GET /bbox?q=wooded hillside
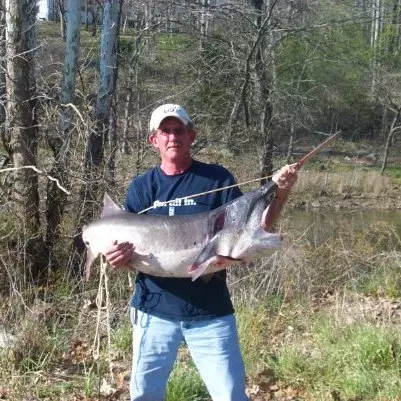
[1,0,400,285]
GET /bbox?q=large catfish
[82,132,339,281]
[82,180,281,281]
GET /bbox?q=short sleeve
[125,179,145,213]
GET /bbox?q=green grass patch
[166,360,209,401]
[267,314,401,399]
[155,32,193,53]
[112,320,132,356]
[356,264,401,298]
[385,166,401,184]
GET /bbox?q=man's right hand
[105,241,135,271]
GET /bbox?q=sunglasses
[158,127,187,136]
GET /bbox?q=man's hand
[105,241,135,271]
[272,164,298,201]
[261,164,298,231]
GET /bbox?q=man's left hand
[272,164,298,200]
[261,164,298,231]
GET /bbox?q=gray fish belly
[83,213,210,277]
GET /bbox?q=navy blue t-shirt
[125,159,242,321]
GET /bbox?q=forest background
[0,0,401,399]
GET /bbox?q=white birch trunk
[370,0,381,98]
[199,0,208,50]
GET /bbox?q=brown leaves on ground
[247,368,310,400]
[62,339,92,365]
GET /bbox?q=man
[105,104,298,401]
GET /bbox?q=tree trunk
[370,0,381,98]
[0,0,7,292]
[121,28,144,155]
[46,0,81,258]
[121,84,132,155]
[107,95,118,186]
[286,121,295,164]
[80,0,122,219]
[0,0,6,136]
[387,0,400,54]
[85,0,88,30]
[380,107,400,174]
[58,0,67,41]
[199,0,208,50]
[6,0,47,282]
[251,0,276,184]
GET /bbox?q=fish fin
[188,261,212,281]
[189,233,233,281]
[189,255,236,281]
[85,248,98,281]
[189,235,220,281]
[101,193,124,218]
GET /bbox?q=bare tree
[80,0,123,221]
[46,0,81,259]
[222,0,281,180]
[120,26,146,155]
[56,0,67,40]
[199,0,209,50]
[6,0,46,281]
[370,0,381,97]
[0,0,6,135]
[380,98,401,174]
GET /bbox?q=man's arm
[261,164,298,231]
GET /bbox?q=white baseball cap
[149,104,192,133]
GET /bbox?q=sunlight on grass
[112,320,132,356]
[385,166,401,184]
[166,361,209,401]
[236,306,268,367]
[267,313,401,399]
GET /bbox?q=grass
[166,360,209,401]
[385,166,401,184]
[1,166,400,400]
[294,168,394,197]
[267,318,401,399]
[0,229,400,400]
[0,16,398,401]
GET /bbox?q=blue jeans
[130,308,249,401]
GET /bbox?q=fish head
[82,223,105,281]
[81,198,132,281]
[259,180,278,206]
[247,229,282,258]
[229,228,282,262]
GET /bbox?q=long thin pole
[290,131,340,170]
[138,132,340,214]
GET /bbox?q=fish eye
[84,240,90,246]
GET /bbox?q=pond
[282,208,401,245]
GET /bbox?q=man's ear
[149,133,158,147]
[188,129,197,143]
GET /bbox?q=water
[282,209,401,245]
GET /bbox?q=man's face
[149,117,196,163]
